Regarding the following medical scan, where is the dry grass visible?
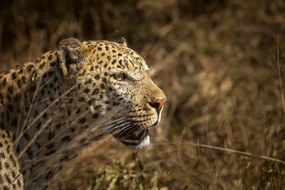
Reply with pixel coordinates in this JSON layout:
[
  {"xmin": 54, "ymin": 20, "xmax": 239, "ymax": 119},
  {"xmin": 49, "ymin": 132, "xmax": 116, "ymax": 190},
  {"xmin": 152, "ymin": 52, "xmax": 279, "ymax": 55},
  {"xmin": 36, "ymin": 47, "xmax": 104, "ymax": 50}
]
[{"xmin": 1, "ymin": 0, "xmax": 285, "ymax": 189}]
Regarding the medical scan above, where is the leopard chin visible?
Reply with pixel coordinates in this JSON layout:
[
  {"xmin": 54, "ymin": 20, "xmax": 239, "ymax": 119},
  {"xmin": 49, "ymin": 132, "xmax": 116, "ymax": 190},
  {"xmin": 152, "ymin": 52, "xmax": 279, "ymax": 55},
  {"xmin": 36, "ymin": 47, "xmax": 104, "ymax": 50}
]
[{"xmin": 133, "ymin": 134, "xmax": 150, "ymax": 149}]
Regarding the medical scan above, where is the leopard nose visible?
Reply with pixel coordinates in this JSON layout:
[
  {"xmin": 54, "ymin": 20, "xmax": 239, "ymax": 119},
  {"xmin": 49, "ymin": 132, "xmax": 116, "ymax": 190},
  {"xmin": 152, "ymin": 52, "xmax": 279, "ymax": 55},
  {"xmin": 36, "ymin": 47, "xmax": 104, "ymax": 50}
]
[{"xmin": 149, "ymin": 97, "xmax": 167, "ymax": 111}]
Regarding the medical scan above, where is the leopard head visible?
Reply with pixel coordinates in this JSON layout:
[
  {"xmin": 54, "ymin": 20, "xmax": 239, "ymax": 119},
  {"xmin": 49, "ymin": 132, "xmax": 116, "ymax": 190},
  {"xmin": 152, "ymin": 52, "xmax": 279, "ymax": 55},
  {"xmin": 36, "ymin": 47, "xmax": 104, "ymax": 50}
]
[{"xmin": 57, "ymin": 38, "xmax": 166, "ymax": 149}]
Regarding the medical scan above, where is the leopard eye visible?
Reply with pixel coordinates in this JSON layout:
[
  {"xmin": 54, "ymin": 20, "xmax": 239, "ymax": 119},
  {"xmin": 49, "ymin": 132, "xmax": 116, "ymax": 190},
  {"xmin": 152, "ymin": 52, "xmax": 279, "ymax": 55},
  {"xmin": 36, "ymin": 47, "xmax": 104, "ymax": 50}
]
[{"xmin": 113, "ymin": 72, "xmax": 128, "ymax": 81}]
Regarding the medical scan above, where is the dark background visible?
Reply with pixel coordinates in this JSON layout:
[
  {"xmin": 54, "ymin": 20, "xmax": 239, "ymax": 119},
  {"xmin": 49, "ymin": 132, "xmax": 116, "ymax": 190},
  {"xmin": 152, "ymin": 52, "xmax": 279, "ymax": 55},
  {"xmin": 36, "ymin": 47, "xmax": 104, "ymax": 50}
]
[{"xmin": 1, "ymin": 0, "xmax": 285, "ymax": 189}]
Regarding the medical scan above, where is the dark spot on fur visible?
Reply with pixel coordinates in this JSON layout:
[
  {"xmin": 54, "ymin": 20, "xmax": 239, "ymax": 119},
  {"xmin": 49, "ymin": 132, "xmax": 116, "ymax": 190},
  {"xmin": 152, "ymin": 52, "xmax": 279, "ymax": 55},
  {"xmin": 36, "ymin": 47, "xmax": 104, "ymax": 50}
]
[
  {"xmin": 61, "ymin": 136, "xmax": 71, "ymax": 142},
  {"xmin": 8, "ymin": 86, "xmax": 14, "ymax": 94},
  {"xmin": 6, "ymin": 145, "xmax": 11, "ymax": 153},
  {"xmin": 85, "ymin": 79, "xmax": 92, "ymax": 85},
  {"xmin": 2, "ymin": 78, "xmax": 7, "ymax": 87},
  {"xmin": 4, "ymin": 162, "xmax": 10, "ymax": 169},
  {"xmin": 17, "ymin": 79, "xmax": 22, "ymax": 87},
  {"xmin": 0, "ymin": 152, "xmax": 5, "ymax": 158},
  {"xmin": 78, "ymin": 117, "xmax": 86, "ymax": 124},
  {"xmin": 78, "ymin": 97, "xmax": 85, "ymax": 102},
  {"xmin": 95, "ymin": 74, "xmax": 100, "ymax": 80},
  {"xmin": 50, "ymin": 61, "xmax": 56, "ymax": 66},
  {"xmin": 12, "ymin": 72, "xmax": 17, "ymax": 80},
  {"xmin": 11, "ymin": 171, "xmax": 16, "ymax": 178},
  {"xmin": 39, "ymin": 63, "xmax": 45, "ymax": 69},
  {"xmin": 92, "ymin": 88, "xmax": 99, "ymax": 95},
  {"xmin": 48, "ymin": 55, "xmax": 53, "ymax": 60},
  {"xmin": 92, "ymin": 113, "xmax": 99, "ymax": 119},
  {"xmin": 48, "ymin": 132, "xmax": 55, "ymax": 140},
  {"xmin": 9, "ymin": 155, "xmax": 17, "ymax": 167},
  {"xmin": 26, "ymin": 65, "xmax": 33, "ymax": 72},
  {"xmin": 22, "ymin": 76, "xmax": 26, "ymax": 83},
  {"xmin": 84, "ymin": 88, "xmax": 90, "ymax": 93}
]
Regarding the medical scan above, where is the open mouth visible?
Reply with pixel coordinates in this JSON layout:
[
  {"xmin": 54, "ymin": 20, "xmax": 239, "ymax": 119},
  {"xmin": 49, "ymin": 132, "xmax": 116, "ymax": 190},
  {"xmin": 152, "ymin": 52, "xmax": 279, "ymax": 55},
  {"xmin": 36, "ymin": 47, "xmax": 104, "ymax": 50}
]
[{"xmin": 113, "ymin": 126, "xmax": 150, "ymax": 149}]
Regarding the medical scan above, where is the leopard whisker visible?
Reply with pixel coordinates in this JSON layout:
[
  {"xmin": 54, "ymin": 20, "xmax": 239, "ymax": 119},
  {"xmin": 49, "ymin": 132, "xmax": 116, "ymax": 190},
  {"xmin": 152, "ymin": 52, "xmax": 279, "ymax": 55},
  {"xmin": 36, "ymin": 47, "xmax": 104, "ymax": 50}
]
[
  {"xmin": 111, "ymin": 124, "xmax": 135, "ymax": 139},
  {"xmin": 21, "ymin": 117, "xmax": 129, "ymax": 165}
]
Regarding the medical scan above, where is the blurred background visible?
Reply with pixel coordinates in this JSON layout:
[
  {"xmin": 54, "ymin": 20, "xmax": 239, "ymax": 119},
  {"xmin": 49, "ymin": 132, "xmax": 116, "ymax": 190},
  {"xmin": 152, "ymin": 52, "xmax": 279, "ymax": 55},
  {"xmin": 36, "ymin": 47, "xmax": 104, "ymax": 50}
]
[{"xmin": 1, "ymin": 0, "xmax": 285, "ymax": 189}]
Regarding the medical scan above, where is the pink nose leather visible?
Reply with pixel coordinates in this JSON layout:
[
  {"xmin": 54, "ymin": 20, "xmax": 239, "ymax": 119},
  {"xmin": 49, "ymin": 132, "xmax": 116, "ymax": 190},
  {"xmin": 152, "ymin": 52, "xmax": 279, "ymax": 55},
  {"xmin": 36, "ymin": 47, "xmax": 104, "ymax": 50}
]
[{"xmin": 157, "ymin": 97, "xmax": 167, "ymax": 110}]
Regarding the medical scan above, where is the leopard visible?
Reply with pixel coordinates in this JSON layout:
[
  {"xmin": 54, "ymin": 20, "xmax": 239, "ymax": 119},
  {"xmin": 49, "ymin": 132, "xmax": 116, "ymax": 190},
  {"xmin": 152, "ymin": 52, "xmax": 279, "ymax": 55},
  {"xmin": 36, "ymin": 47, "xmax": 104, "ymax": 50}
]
[{"xmin": 0, "ymin": 38, "xmax": 166, "ymax": 190}]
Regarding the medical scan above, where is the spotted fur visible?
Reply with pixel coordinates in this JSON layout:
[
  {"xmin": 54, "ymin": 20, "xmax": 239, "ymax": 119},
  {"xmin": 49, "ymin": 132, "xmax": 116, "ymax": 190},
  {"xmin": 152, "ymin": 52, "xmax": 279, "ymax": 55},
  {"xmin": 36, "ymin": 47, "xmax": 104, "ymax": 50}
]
[{"xmin": 0, "ymin": 38, "xmax": 166, "ymax": 190}]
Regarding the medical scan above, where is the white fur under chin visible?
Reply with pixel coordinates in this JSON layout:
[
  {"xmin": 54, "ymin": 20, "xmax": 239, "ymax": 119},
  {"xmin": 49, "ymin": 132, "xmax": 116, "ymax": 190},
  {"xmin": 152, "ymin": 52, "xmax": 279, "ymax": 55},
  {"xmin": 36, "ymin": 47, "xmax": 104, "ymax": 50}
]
[{"xmin": 128, "ymin": 135, "xmax": 150, "ymax": 150}]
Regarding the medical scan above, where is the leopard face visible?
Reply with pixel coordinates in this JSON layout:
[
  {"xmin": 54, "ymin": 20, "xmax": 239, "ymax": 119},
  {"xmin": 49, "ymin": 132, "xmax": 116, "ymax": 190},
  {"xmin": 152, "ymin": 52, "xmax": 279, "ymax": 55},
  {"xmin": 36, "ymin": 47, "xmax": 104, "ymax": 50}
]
[{"xmin": 58, "ymin": 38, "xmax": 167, "ymax": 149}]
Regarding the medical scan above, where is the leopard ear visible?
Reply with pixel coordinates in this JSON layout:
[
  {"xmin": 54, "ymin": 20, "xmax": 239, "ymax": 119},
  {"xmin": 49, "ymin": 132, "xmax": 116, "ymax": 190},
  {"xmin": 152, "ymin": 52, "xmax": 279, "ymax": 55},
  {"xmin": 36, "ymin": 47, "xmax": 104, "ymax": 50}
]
[
  {"xmin": 58, "ymin": 38, "xmax": 83, "ymax": 76},
  {"xmin": 115, "ymin": 37, "xmax": 127, "ymax": 46}
]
